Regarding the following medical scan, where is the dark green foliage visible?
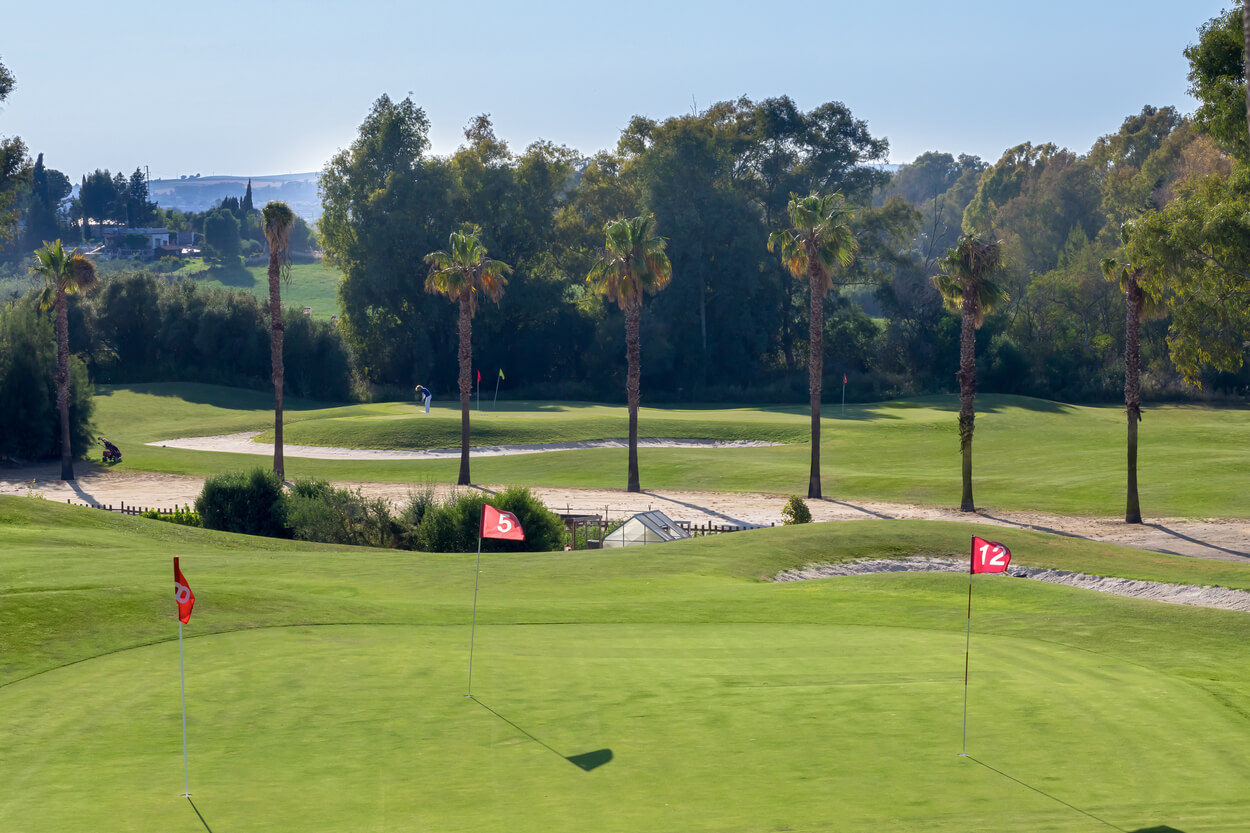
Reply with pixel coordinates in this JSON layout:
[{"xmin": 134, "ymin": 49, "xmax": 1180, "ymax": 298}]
[
  {"xmin": 0, "ymin": 301, "xmax": 94, "ymax": 461},
  {"xmin": 780, "ymin": 495, "xmax": 811, "ymax": 525},
  {"xmin": 1185, "ymin": 7, "xmax": 1249, "ymax": 160},
  {"xmin": 195, "ymin": 467, "xmax": 290, "ymax": 538},
  {"xmin": 285, "ymin": 478, "xmax": 406, "ymax": 548},
  {"xmin": 415, "ymin": 486, "xmax": 563, "ymax": 553}
]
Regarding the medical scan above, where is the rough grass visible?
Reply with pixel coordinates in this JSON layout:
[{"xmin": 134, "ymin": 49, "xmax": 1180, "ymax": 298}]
[
  {"xmin": 2, "ymin": 496, "xmax": 1249, "ymax": 832},
  {"xmin": 90, "ymin": 384, "xmax": 1250, "ymax": 519}
]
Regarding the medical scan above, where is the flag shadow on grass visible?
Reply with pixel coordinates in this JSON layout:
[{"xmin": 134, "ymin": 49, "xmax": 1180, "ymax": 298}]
[
  {"xmin": 186, "ymin": 797, "xmax": 214, "ymax": 833},
  {"xmin": 470, "ymin": 697, "xmax": 613, "ymax": 772},
  {"xmin": 963, "ymin": 756, "xmax": 1128, "ymax": 831}
]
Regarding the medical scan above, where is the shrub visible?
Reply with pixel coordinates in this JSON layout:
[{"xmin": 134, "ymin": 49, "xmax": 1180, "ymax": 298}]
[
  {"xmin": 781, "ymin": 495, "xmax": 812, "ymax": 525},
  {"xmin": 286, "ymin": 477, "xmax": 404, "ymax": 548},
  {"xmin": 416, "ymin": 486, "xmax": 563, "ymax": 553},
  {"xmin": 195, "ymin": 468, "xmax": 289, "ymax": 538},
  {"xmin": 139, "ymin": 504, "xmax": 202, "ymax": 527}
]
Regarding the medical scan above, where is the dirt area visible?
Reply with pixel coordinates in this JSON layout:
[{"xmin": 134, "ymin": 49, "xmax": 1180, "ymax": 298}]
[
  {"xmin": 3, "ymin": 459, "xmax": 1248, "ymax": 564},
  {"xmin": 775, "ymin": 556, "xmax": 1250, "ymax": 613}
]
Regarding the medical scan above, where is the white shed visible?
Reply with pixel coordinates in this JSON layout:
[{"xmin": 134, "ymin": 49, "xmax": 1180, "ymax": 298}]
[{"xmin": 599, "ymin": 510, "xmax": 691, "ymax": 548}]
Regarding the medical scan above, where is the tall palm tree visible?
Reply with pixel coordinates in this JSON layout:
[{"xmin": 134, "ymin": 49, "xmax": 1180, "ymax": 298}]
[
  {"xmin": 1102, "ymin": 239, "xmax": 1158, "ymax": 525},
  {"xmin": 32, "ymin": 239, "xmax": 98, "ymax": 481},
  {"xmin": 767, "ymin": 193, "xmax": 857, "ymax": 499},
  {"xmin": 586, "ymin": 215, "xmax": 672, "ymax": 493},
  {"xmin": 425, "ymin": 230, "xmax": 511, "ymax": 485},
  {"xmin": 932, "ymin": 234, "xmax": 1007, "ymax": 512},
  {"xmin": 262, "ymin": 201, "xmax": 296, "ymax": 479}
]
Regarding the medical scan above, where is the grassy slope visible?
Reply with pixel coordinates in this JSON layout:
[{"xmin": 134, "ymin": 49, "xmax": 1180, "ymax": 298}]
[
  {"xmin": 91, "ymin": 383, "xmax": 1250, "ymax": 518},
  {"xmin": 159, "ymin": 259, "xmax": 342, "ymax": 318},
  {"xmin": 3, "ymin": 497, "xmax": 1250, "ymax": 831}
]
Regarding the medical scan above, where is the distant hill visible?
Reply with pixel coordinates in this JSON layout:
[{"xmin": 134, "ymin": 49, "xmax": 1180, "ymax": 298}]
[{"xmin": 148, "ymin": 173, "xmax": 321, "ymax": 220}]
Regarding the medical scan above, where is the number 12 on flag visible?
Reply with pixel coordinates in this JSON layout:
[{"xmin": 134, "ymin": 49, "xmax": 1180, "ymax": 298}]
[{"xmin": 970, "ymin": 536, "xmax": 1011, "ymax": 574}]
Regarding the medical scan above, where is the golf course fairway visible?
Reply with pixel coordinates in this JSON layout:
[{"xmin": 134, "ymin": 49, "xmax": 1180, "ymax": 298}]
[{"xmin": 3, "ymin": 496, "xmax": 1249, "ymax": 831}]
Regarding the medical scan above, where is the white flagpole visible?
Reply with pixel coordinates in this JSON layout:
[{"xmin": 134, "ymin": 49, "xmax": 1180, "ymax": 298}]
[
  {"xmin": 466, "ymin": 519, "xmax": 484, "ymax": 697},
  {"xmin": 493, "ymin": 372, "xmax": 501, "ymax": 409},
  {"xmin": 179, "ymin": 619, "xmax": 191, "ymax": 796},
  {"xmin": 959, "ymin": 573, "xmax": 973, "ymax": 756}
]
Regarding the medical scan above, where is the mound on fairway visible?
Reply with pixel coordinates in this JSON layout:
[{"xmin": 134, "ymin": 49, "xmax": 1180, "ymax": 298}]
[{"xmin": 4, "ymin": 496, "xmax": 1250, "ymax": 832}]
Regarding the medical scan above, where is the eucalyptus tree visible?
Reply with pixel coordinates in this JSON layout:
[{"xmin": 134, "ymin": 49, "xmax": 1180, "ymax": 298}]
[
  {"xmin": 932, "ymin": 234, "xmax": 1007, "ymax": 512},
  {"xmin": 32, "ymin": 239, "xmax": 98, "ymax": 481},
  {"xmin": 767, "ymin": 192, "xmax": 857, "ymax": 499},
  {"xmin": 1101, "ymin": 229, "xmax": 1160, "ymax": 525},
  {"xmin": 263, "ymin": 201, "xmax": 295, "ymax": 479},
  {"xmin": 425, "ymin": 230, "xmax": 511, "ymax": 485},
  {"xmin": 586, "ymin": 214, "xmax": 672, "ymax": 493}
]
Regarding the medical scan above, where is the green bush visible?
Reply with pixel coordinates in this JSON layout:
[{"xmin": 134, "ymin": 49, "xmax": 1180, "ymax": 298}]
[
  {"xmin": 194, "ymin": 468, "xmax": 290, "ymax": 538},
  {"xmin": 139, "ymin": 504, "xmax": 202, "ymax": 527},
  {"xmin": 781, "ymin": 495, "xmax": 812, "ymax": 525},
  {"xmin": 416, "ymin": 486, "xmax": 564, "ymax": 553},
  {"xmin": 286, "ymin": 477, "xmax": 405, "ymax": 548}
]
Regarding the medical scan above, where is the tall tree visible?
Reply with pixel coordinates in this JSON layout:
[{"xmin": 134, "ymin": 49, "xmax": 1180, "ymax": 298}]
[
  {"xmin": 932, "ymin": 235, "xmax": 1007, "ymax": 512},
  {"xmin": 32, "ymin": 240, "xmax": 98, "ymax": 481},
  {"xmin": 586, "ymin": 215, "xmax": 672, "ymax": 492},
  {"xmin": 1, "ymin": 57, "xmax": 30, "ymax": 250},
  {"xmin": 767, "ymin": 193, "xmax": 858, "ymax": 499},
  {"xmin": 425, "ymin": 230, "xmax": 511, "ymax": 485},
  {"xmin": 78, "ymin": 170, "xmax": 116, "ymax": 239},
  {"xmin": 1101, "ymin": 232, "xmax": 1159, "ymax": 525},
  {"xmin": 262, "ymin": 201, "xmax": 295, "ymax": 479},
  {"xmin": 242, "ymin": 178, "xmax": 254, "ymax": 213}
]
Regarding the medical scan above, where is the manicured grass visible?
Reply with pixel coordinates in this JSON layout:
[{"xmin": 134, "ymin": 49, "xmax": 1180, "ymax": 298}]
[
  {"xmin": 163, "ymin": 259, "xmax": 343, "ymax": 318},
  {"xmin": 91, "ymin": 383, "xmax": 1250, "ymax": 519},
  {"xmin": 2, "ymin": 496, "xmax": 1249, "ymax": 832}
]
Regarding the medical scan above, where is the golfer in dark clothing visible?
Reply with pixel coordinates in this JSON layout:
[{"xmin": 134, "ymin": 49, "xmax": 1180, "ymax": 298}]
[{"xmin": 414, "ymin": 385, "xmax": 431, "ymax": 413}]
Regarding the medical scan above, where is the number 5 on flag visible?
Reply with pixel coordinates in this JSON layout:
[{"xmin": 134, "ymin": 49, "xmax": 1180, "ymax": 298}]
[
  {"xmin": 970, "ymin": 536, "xmax": 1011, "ymax": 574},
  {"xmin": 481, "ymin": 504, "xmax": 525, "ymax": 541}
]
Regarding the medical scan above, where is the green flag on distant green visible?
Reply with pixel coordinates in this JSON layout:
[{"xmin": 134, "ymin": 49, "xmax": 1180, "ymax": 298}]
[{"xmin": 499, "ymin": 368, "xmax": 505, "ymax": 380}]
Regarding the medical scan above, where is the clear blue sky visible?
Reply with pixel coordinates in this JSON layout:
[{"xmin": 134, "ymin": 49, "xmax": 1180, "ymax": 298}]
[{"xmin": 0, "ymin": 0, "xmax": 1228, "ymax": 182}]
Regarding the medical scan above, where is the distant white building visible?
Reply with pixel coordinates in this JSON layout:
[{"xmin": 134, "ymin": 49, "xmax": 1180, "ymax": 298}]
[
  {"xmin": 599, "ymin": 511, "xmax": 692, "ymax": 548},
  {"xmin": 102, "ymin": 227, "xmax": 171, "ymax": 250}
]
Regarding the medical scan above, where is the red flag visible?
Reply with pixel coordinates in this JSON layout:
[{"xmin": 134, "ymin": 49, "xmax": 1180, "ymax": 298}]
[
  {"xmin": 477, "ymin": 369, "xmax": 481, "ymax": 383},
  {"xmin": 174, "ymin": 557, "xmax": 195, "ymax": 624},
  {"xmin": 843, "ymin": 373, "xmax": 847, "ymax": 385},
  {"xmin": 481, "ymin": 504, "xmax": 525, "ymax": 540},
  {"xmin": 970, "ymin": 536, "xmax": 1011, "ymax": 574}
]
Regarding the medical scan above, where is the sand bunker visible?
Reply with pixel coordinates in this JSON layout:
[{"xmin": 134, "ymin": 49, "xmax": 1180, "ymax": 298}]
[
  {"xmin": 775, "ymin": 557, "xmax": 1250, "ymax": 613},
  {"xmin": 147, "ymin": 432, "xmax": 780, "ymax": 460}
]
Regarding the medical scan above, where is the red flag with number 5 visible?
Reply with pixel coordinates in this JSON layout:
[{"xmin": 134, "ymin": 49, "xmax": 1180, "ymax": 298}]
[
  {"xmin": 970, "ymin": 536, "xmax": 1011, "ymax": 574},
  {"xmin": 174, "ymin": 557, "xmax": 195, "ymax": 623},
  {"xmin": 481, "ymin": 504, "xmax": 525, "ymax": 541}
]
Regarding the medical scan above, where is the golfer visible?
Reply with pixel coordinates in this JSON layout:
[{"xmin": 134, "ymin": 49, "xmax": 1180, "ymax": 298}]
[{"xmin": 414, "ymin": 384, "xmax": 431, "ymax": 414}]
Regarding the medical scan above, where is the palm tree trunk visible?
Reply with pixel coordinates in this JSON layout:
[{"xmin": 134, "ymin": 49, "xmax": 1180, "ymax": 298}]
[
  {"xmin": 957, "ymin": 286, "xmax": 977, "ymax": 512},
  {"xmin": 807, "ymin": 262, "xmax": 824, "ymax": 499},
  {"xmin": 457, "ymin": 297, "xmax": 473, "ymax": 486},
  {"xmin": 625, "ymin": 301, "xmax": 642, "ymax": 493},
  {"xmin": 1243, "ymin": 0, "xmax": 1250, "ymax": 139},
  {"xmin": 269, "ymin": 253, "xmax": 285, "ymax": 479},
  {"xmin": 55, "ymin": 290, "xmax": 74, "ymax": 481},
  {"xmin": 1124, "ymin": 275, "xmax": 1143, "ymax": 524}
]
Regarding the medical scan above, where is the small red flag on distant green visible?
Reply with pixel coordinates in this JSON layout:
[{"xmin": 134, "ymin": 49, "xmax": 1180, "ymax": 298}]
[
  {"xmin": 970, "ymin": 536, "xmax": 1011, "ymax": 574},
  {"xmin": 174, "ymin": 558, "xmax": 195, "ymax": 624},
  {"xmin": 481, "ymin": 504, "xmax": 525, "ymax": 541},
  {"xmin": 477, "ymin": 369, "xmax": 481, "ymax": 383}
]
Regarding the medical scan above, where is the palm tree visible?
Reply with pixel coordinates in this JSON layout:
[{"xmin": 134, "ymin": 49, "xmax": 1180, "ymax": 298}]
[
  {"xmin": 32, "ymin": 239, "xmax": 98, "ymax": 481},
  {"xmin": 1102, "ymin": 237, "xmax": 1158, "ymax": 525},
  {"xmin": 767, "ymin": 193, "xmax": 857, "ymax": 499},
  {"xmin": 425, "ymin": 230, "xmax": 511, "ymax": 485},
  {"xmin": 586, "ymin": 215, "xmax": 672, "ymax": 493},
  {"xmin": 932, "ymin": 234, "xmax": 1007, "ymax": 512},
  {"xmin": 262, "ymin": 201, "xmax": 295, "ymax": 479}
]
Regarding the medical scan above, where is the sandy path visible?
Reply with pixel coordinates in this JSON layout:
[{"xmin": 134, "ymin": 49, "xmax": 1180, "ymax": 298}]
[
  {"xmin": 148, "ymin": 432, "xmax": 779, "ymax": 459},
  {"xmin": 3, "ymin": 461, "xmax": 1247, "ymax": 563}
]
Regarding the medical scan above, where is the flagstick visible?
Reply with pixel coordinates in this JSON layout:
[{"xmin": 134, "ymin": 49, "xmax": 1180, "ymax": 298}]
[
  {"xmin": 841, "ymin": 378, "xmax": 846, "ymax": 417},
  {"xmin": 178, "ymin": 619, "xmax": 191, "ymax": 796},
  {"xmin": 493, "ymin": 373, "xmax": 501, "ymax": 409},
  {"xmin": 466, "ymin": 528, "xmax": 484, "ymax": 698},
  {"xmin": 959, "ymin": 574, "xmax": 973, "ymax": 757}
]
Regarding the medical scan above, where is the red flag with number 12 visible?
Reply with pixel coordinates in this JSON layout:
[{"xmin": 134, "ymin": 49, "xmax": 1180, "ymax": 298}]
[
  {"xmin": 970, "ymin": 536, "xmax": 1011, "ymax": 574},
  {"xmin": 174, "ymin": 557, "xmax": 195, "ymax": 623},
  {"xmin": 481, "ymin": 504, "xmax": 525, "ymax": 541}
]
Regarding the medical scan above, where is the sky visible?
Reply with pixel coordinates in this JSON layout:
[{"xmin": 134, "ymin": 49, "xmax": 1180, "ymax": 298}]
[{"xmin": 0, "ymin": 0, "xmax": 1231, "ymax": 182}]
